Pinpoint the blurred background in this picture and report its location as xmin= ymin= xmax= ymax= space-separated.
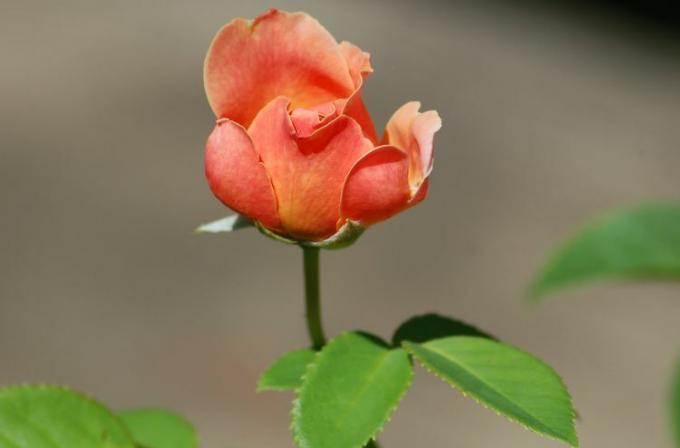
xmin=2 ymin=0 xmax=680 ymax=446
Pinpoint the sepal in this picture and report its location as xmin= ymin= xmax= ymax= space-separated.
xmin=195 ymin=214 xmax=253 ymax=233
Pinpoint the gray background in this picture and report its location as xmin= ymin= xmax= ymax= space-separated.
xmin=2 ymin=0 xmax=680 ymax=446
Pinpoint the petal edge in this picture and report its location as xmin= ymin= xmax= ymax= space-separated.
xmin=205 ymin=120 xmax=281 ymax=230
xmin=340 ymin=146 xmax=413 ymax=226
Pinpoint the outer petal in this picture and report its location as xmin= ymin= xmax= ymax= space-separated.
xmin=335 ymin=41 xmax=377 ymax=143
xmin=340 ymin=146 xmax=413 ymax=226
xmin=249 ymin=97 xmax=374 ymax=239
xmin=204 ymin=9 xmax=355 ymax=127
xmin=339 ymin=41 xmax=373 ymax=86
xmin=383 ymin=102 xmax=442 ymax=187
xmin=205 ymin=120 xmax=281 ymax=230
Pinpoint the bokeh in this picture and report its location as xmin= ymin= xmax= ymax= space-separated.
xmin=2 ymin=0 xmax=680 ymax=446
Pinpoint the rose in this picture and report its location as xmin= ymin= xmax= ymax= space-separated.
xmin=204 ymin=9 xmax=441 ymax=242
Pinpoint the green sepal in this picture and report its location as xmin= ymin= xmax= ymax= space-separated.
xmin=195 ymin=214 xmax=253 ymax=233
xmin=404 ymin=336 xmax=578 ymax=447
xmin=254 ymin=221 xmax=299 ymax=245
xmin=258 ymin=348 xmax=316 ymax=392
xmin=293 ymin=332 xmax=413 ymax=448
xmin=118 ymin=408 xmax=198 ymax=448
xmin=256 ymin=220 xmax=365 ymax=250
xmin=301 ymin=220 xmax=365 ymax=250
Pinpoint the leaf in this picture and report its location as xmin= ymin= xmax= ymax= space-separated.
xmin=392 ymin=313 xmax=495 ymax=346
xmin=293 ymin=332 xmax=413 ymax=448
xmin=257 ymin=348 xmax=316 ymax=391
xmin=0 ymin=385 xmax=135 ymax=448
xmin=531 ymin=203 xmax=680 ymax=300
xmin=404 ymin=336 xmax=578 ymax=447
xmin=119 ymin=409 xmax=197 ymax=448
xmin=195 ymin=214 xmax=252 ymax=233
xmin=671 ymin=358 xmax=680 ymax=448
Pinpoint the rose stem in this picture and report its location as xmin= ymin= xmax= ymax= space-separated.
xmin=302 ymin=246 xmax=326 ymax=350
xmin=303 ymin=246 xmax=383 ymax=448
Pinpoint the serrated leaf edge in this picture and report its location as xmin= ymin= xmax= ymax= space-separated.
xmin=290 ymin=332 xmax=414 ymax=448
xmin=403 ymin=339 xmax=579 ymax=448
xmin=0 ymin=383 xmax=137 ymax=446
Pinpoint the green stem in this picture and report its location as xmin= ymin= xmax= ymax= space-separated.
xmin=302 ymin=246 xmax=382 ymax=448
xmin=302 ymin=246 xmax=326 ymax=350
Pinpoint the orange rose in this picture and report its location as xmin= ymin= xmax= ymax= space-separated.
xmin=204 ymin=9 xmax=441 ymax=242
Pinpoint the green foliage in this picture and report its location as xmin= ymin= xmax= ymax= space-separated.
xmin=392 ymin=313 xmax=494 ymax=345
xmin=258 ymin=348 xmax=316 ymax=391
xmin=0 ymin=385 xmax=135 ymax=448
xmin=404 ymin=336 xmax=578 ymax=447
xmin=293 ymin=332 xmax=413 ymax=448
xmin=119 ymin=409 xmax=197 ymax=448
xmin=672 ymin=359 xmax=680 ymax=448
xmin=531 ymin=204 xmax=680 ymax=299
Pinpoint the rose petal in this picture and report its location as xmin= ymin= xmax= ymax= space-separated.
xmin=383 ymin=102 xmax=442 ymax=186
xmin=337 ymin=90 xmax=377 ymax=144
xmin=340 ymin=146 xmax=413 ymax=226
xmin=412 ymin=111 xmax=442 ymax=178
xmin=290 ymin=108 xmax=322 ymax=138
xmin=249 ymin=97 xmax=374 ymax=239
xmin=205 ymin=119 xmax=281 ymax=230
xmin=339 ymin=41 xmax=373 ymax=86
xmin=204 ymin=9 xmax=355 ymax=127
xmin=334 ymin=41 xmax=377 ymax=143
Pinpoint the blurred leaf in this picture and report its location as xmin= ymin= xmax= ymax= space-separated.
xmin=258 ymin=348 xmax=316 ymax=391
xmin=0 ymin=385 xmax=135 ymax=448
xmin=672 ymin=358 xmax=680 ymax=447
xmin=531 ymin=204 xmax=680 ymax=300
xmin=293 ymin=332 xmax=413 ymax=448
xmin=392 ymin=313 xmax=495 ymax=345
xmin=119 ymin=409 xmax=197 ymax=448
xmin=195 ymin=214 xmax=252 ymax=233
xmin=404 ymin=336 xmax=578 ymax=447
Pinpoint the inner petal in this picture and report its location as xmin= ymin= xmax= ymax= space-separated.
xmin=204 ymin=9 xmax=355 ymax=127
xmin=249 ymin=97 xmax=374 ymax=240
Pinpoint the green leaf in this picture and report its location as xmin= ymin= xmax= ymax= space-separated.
xmin=671 ymin=358 xmax=680 ymax=448
xmin=404 ymin=336 xmax=578 ymax=447
xmin=195 ymin=214 xmax=252 ymax=233
xmin=257 ymin=348 xmax=316 ymax=391
xmin=119 ymin=409 xmax=197 ymax=448
xmin=293 ymin=332 xmax=413 ymax=448
xmin=0 ymin=385 xmax=135 ymax=448
xmin=531 ymin=203 xmax=680 ymax=300
xmin=392 ymin=313 xmax=495 ymax=346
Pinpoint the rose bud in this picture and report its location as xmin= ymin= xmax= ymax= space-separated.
xmin=203 ymin=9 xmax=441 ymax=245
